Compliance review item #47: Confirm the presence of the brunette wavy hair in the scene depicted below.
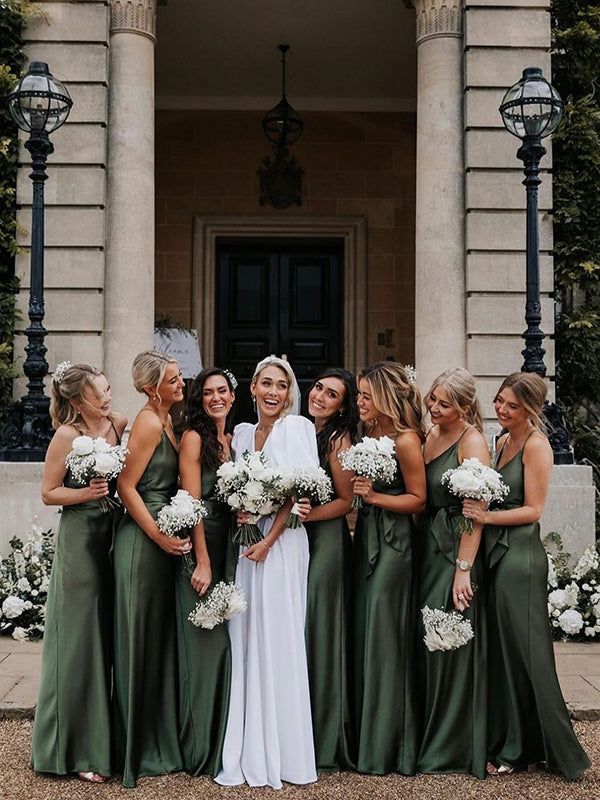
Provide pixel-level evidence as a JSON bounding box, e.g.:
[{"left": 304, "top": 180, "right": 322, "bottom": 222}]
[
  {"left": 185, "top": 368, "right": 236, "bottom": 469},
  {"left": 307, "top": 368, "right": 360, "bottom": 462}
]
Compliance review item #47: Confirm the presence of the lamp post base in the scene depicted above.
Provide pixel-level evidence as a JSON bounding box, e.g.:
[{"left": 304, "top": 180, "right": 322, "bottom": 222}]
[
  {"left": 544, "top": 400, "right": 575, "bottom": 465},
  {"left": 0, "top": 398, "right": 53, "bottom": 462}
]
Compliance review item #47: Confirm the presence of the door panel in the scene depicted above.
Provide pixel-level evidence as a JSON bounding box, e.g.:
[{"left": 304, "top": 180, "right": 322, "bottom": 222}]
[{"left": 216, "top": 241, "right": 343, "bottom": 423}]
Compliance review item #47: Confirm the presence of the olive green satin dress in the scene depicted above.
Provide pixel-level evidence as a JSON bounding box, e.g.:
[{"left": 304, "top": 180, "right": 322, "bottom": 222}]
[
  {"left": 113, "top": 431, "right": 184, "bottom": 788},
  {"left": 485, "top": 441, "right": 590, "bottom": 779},
  {"left": 415, "top": 439, "right": 487, "bottom": 778},
  {"left": 352, "top": 463, "right": 417, "bottom": 775},
  {"left": 305, "top": 457, "right": 355, "bottom": 771},
  {"left": 176, "top": 463, "right": 232, "bottom": 776},
  {"left": 31, "top": 472, "right": 119, "bottom": 777}
]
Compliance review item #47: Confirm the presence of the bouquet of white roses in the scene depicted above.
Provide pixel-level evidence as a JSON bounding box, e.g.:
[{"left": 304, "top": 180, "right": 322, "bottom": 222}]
[
  {"left": 338, "top": 435, "right": 397, "bottom": 509},
  {"left": 421, "top": 606, "right": 474, "bottom": 652},
  {"left": 65, "top": 435, "right": 128, "bottom": 512},
  {"left": 441, "top": 457, "right": 509, "bottom": 534},
  {"left": 215, "top": 451, "right": 288, "bottom": 546},
  {"left": 188, "top": 581, "right": 247, "bottom": 629},
  {"left": 282, "top": 465, "right": 333, "bottom": 528},
  {"left": 157, "top": 489, "right": 207, "bottom": 574}
]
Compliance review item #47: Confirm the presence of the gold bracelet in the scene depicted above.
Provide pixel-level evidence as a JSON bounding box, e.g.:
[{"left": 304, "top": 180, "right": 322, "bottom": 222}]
[{"left": 262, "top": 540, "right": 271, "bottom": 550}]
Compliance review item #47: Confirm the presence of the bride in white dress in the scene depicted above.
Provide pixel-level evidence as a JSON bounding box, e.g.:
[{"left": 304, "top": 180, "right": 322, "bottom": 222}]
[{"left": 216, "top": 356, "right": 318, "bottom": 789}]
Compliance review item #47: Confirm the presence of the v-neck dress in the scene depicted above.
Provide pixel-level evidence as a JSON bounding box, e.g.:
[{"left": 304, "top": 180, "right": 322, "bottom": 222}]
[
  {"left": 113, "top": 430, "right": 184, "bottom": 788},
  {"left": 484, "top": 436, "right": 590, "bottom": 779},
  {"left": 216, "top": 415, "right": 319, "bottom": 789},
  {"left": 415, "top": 435, "right": 487, "bottom": 778}
]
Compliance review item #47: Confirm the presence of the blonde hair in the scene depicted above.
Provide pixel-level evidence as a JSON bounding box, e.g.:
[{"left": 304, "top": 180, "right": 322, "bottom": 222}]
[
  {"left": 425, "top": 368, "right": 483, "bottom": 432},
  {"left": 251, "top": 356, "right": 297, "bottom": 418},
  {"left": 495, "top": 372, "right": 548, "bottom": 430},
  {"left": 50, "top": 363, "right": 104, "bottom": 430},
  {"left": 358, "top": 361, "right": 426, "bottom": 441},
  {"left": 132, "top": 350, "right": 177, "bottom": 398}
]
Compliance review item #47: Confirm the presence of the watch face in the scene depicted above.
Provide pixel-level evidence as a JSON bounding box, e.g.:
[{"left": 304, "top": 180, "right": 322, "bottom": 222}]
[{"left": 458, "top": 560, "right": 469, "bottom": 570}]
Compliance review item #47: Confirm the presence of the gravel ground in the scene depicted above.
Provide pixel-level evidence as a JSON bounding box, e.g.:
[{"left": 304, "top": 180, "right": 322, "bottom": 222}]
[{"left": 1, "top": 719, "right": 598, "bottom": 800}]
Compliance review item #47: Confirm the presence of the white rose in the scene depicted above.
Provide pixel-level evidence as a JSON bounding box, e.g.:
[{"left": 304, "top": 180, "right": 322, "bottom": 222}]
[
  {"left": 244, "top": 481, "right": 264, "bottom": 500},
  {"left": 12, "top": 627, "right": 28, "bottom": 642},
  {"left": 450, "top": 471, "right": 484, "bottom": 496},
  {"left": 2, "top": 596, "right": 26, "bottom": 619},
  {"left": 227, "top": 493, "right": 241, "bottom": 509},
  {"left": 224, "top": 590, "right": 247, "bottom": 619},
  {"left": 30, "top": 589, "right": 39, "bottom": 597},
  {"left": 216, "top": 461, "right": 236, "bottom": 480},
  {"left": 558, "top": 608, "right": 584, "bottom": 636},
  {"left": 548, "top": 589, "right": 568, "bottom": 610},
  {"left": 16, "top": 577, "right": 31, "bottom": 593},
  {"left": 72, "top": 435, "right": 94, "bottom": 456},
  {"left": 564, "top": 582, "right": 579, "bottom": 608},
  {"left": 93, "top": 437, "right": 111, "bottom": 453},
  {"left": 258, "top": 501, "right": 276, "bottom": 516},
  {"left": 94, "top": 452, "right": 119, "bottom": 477},
  {"left": 23, "top": 601, "right": 33, "bottom": 610},
  {"left": 376, "top": 436, "right": 396, "bottom": 456},
  {"left": 360, "top": 437, "right": 379, "bottom": 453}
]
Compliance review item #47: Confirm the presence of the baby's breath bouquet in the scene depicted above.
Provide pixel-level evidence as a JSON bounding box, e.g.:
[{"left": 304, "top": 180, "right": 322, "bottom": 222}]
[
  {"left": 421, "top": 606, "right": 474, "bottom": 652},
  {"left": 282, "top": 465, "right": 333, "bottom": 528},
  {"left": 441, "top": 457, "right": 509, "bottom": 534},
  {"left": 188, "top": 581, "right": 247, "bottom": 629},
  {"left": 338, "top": 435, "right": 397, "bottom": 509},
  {"left": 157, "top": 489, "right": 207, "bottom": 574},
  {"left": 65, "top": 435, "right": 128, "bottom": 512},
  {"left": 0, "top": 520, "right": 54, "bottom": 641},
  {"left": 215, "top": 452, "right": 288, "bottom": 546}
]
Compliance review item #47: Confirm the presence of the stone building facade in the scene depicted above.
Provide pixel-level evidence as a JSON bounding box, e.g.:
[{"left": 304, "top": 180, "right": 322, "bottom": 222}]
[{"left": 4, "top": 0, "right": 594, "bottom": 556}]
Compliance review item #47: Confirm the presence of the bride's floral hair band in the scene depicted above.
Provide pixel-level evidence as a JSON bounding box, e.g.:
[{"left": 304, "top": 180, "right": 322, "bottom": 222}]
[{"left": 53, "top": 360, "right": 73, "bottom": 385}]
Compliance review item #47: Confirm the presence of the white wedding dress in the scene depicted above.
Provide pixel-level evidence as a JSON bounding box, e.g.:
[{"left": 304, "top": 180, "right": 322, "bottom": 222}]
[{"left": 216, "top": 414, "right": 318, "bottom": 789}]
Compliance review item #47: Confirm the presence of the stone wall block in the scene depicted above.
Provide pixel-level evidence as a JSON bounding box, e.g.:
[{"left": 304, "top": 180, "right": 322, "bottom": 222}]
[
  {"left": 0, "top": 464, "right": 60, "bottom": 557},
  {"left": 17, "top": 166, "right": 105, "bottom": 206},
  {"left": 25, "top": 2, "right": 109, "bottom": 43},
  {"left": 465, "top": 9, "right": 550, "bottom": 48},
  {"left": 466, "top": 209, "right": 553, "bottom": 251},
  {"left": 12, "top": 332, "right": 103, "bottom": 376},
  {"left": 466, "top": 1, "right": 549, "bottom": 7},
  {"left": 467, "top": 294, "right": 555, "bottom": 335},
  {"left": 15, "top": 291, "right": 103, "bottom": 332},
  {"left": 543, "top": 466, "right": 596, "bottom": 560},
  {"left": 466, "top": 129, "right": 553, "bottom": 169},
  {"left": 466, "top": 252, "right": 553, "bottom": 292},
  {"left": 465, "top": 49, "right": 551, "bottom": 89},
  {"left": 17, "top": 208, "right": 105, "bottom": 248},
  {"left": 15, "top": 249, "right": 105, "bottom": 290},
  {"left": 466, "top": 170, "right": 552, "bottom": 210},
  {"left": 467, "top": 334, "right": 555, "bottom": 375},
  {"left": 63, "top": 84, "right": 108, "bottom": 124},
  {"left": 24, "top": 43, "right": 108, "bottom": 83},
  {"left": 19, "top": 125, "right": 106, "bottom": 165}
]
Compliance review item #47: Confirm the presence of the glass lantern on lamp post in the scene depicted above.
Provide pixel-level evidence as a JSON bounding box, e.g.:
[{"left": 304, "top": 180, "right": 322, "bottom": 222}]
[
  {"left": 499, "top": 67, "right": 573, "bottom": 463},
  {"left": 0, "top": 62, "right": 72, "bottom": 461}
]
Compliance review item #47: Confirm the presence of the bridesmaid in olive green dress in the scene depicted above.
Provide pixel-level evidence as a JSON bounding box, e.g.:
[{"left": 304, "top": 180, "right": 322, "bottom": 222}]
[
  {"left": 304, "top": 368, "right": 359, "bottom": 771},
  {"left": 31, "top": 362, "right": 127, "bottom": 783},
  {"left": 113, "top": 351, "right": 190, "bottom": 788},
  {"left": 176, "top": 367, "right": 237, "bottom": 776},
  {"left": 352, "top": 362, "right": 426, "bottom": 775},
  {"left": 463, "top": 372, "right": 590, "bottom": 780},
  {"left": 416, "top": 369, "right": 489, "bottom": 778}
]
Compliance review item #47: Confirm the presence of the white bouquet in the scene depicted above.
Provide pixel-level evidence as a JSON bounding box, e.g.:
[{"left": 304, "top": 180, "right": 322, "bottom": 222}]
[
  {"left": 65, "top": 435, "right": 128, "bottom": 512},
  {"left": 421, "top": 606, "right": 474, "bottom": 652},
  {"left": 282, "top": 465, "right": 333, "bottom": 529},
  {"left": 188, "top": 581, "right": 247, "bottom": 630},
  {"left": 215, "top": 451, "right": 288, "bottom": 546},
  {"left": 338, "top": 435, "right": 397, "bottom": 509},
  {"left": 440, "top": 457, "right": 509, "bottom": 534},
  {"left": 157, "top": 489, "right": 207, "bottom": 574}
]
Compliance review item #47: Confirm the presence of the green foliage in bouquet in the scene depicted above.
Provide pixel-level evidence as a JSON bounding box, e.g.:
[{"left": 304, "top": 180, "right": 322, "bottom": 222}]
[
  {"left": 0, "top": 1, "right": 31, "bottom": 423},
  {"left": 0, "top": 520, "right": 54, "bottom": 641},
  {"left": 552, "top": 1, "right": 600, "bottom": 523},
  {"left": 544, "top": 531, "right": 600, "bottom": 641}
]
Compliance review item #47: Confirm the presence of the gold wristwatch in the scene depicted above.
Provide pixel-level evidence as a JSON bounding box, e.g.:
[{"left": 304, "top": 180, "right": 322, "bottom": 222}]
[{"left": 455, "top": 558, "right": 472, "bottom": 572}]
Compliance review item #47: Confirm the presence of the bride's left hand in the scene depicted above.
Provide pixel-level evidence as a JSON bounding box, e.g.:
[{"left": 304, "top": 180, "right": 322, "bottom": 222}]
[
  {"left": 293, "top": 497, "right": 312, "bottom": 521},
  {"left": 241, "top": 539, "right": 271, "bottom": 563}
]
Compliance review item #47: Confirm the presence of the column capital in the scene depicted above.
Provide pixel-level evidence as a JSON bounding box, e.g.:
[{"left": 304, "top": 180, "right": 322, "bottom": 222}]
[
  {"left": 411, "top": 0, "right": 463, "bottom": 45},
  {"left": 110, "top": 0, "right": 157, "bottom": 41}
]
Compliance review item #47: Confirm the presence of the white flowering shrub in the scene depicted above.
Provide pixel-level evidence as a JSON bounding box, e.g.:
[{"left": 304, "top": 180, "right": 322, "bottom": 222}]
[
  {"left": 544, "top": 532, "right": 600, "bottom": 641},
  {"left": 0, "top": 520, "right": 54, "bottom": 641}
]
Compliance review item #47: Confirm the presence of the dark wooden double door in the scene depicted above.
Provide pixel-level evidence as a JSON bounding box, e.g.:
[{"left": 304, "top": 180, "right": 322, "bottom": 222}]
[{"left": 216, "top": 240, "right": 343, "bottom": 422}]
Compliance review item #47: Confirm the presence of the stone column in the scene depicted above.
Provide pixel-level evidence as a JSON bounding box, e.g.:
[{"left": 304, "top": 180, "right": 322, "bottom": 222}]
[
  {"left": 104, "top": 0, "right": 157, "bottom": 422},
  {"left": 413, "top": 0, "right": 465, "bottom": 393}
]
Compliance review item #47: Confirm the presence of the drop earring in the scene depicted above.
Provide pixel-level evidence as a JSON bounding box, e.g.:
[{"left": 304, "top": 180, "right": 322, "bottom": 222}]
[{"left": 252, "top": 395, "right": 257, "bottom": 412}]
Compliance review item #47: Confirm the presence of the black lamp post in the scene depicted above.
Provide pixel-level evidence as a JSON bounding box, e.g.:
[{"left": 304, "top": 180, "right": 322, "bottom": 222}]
[
  {"left": 499, "top": 67, "right": 574, "bottom": 463},
  {"left": 0, "top": 62, "right": 72, "bottom": 462},
  {"left": 257, "top": 45, "right": 304, "bottom": 209}
]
